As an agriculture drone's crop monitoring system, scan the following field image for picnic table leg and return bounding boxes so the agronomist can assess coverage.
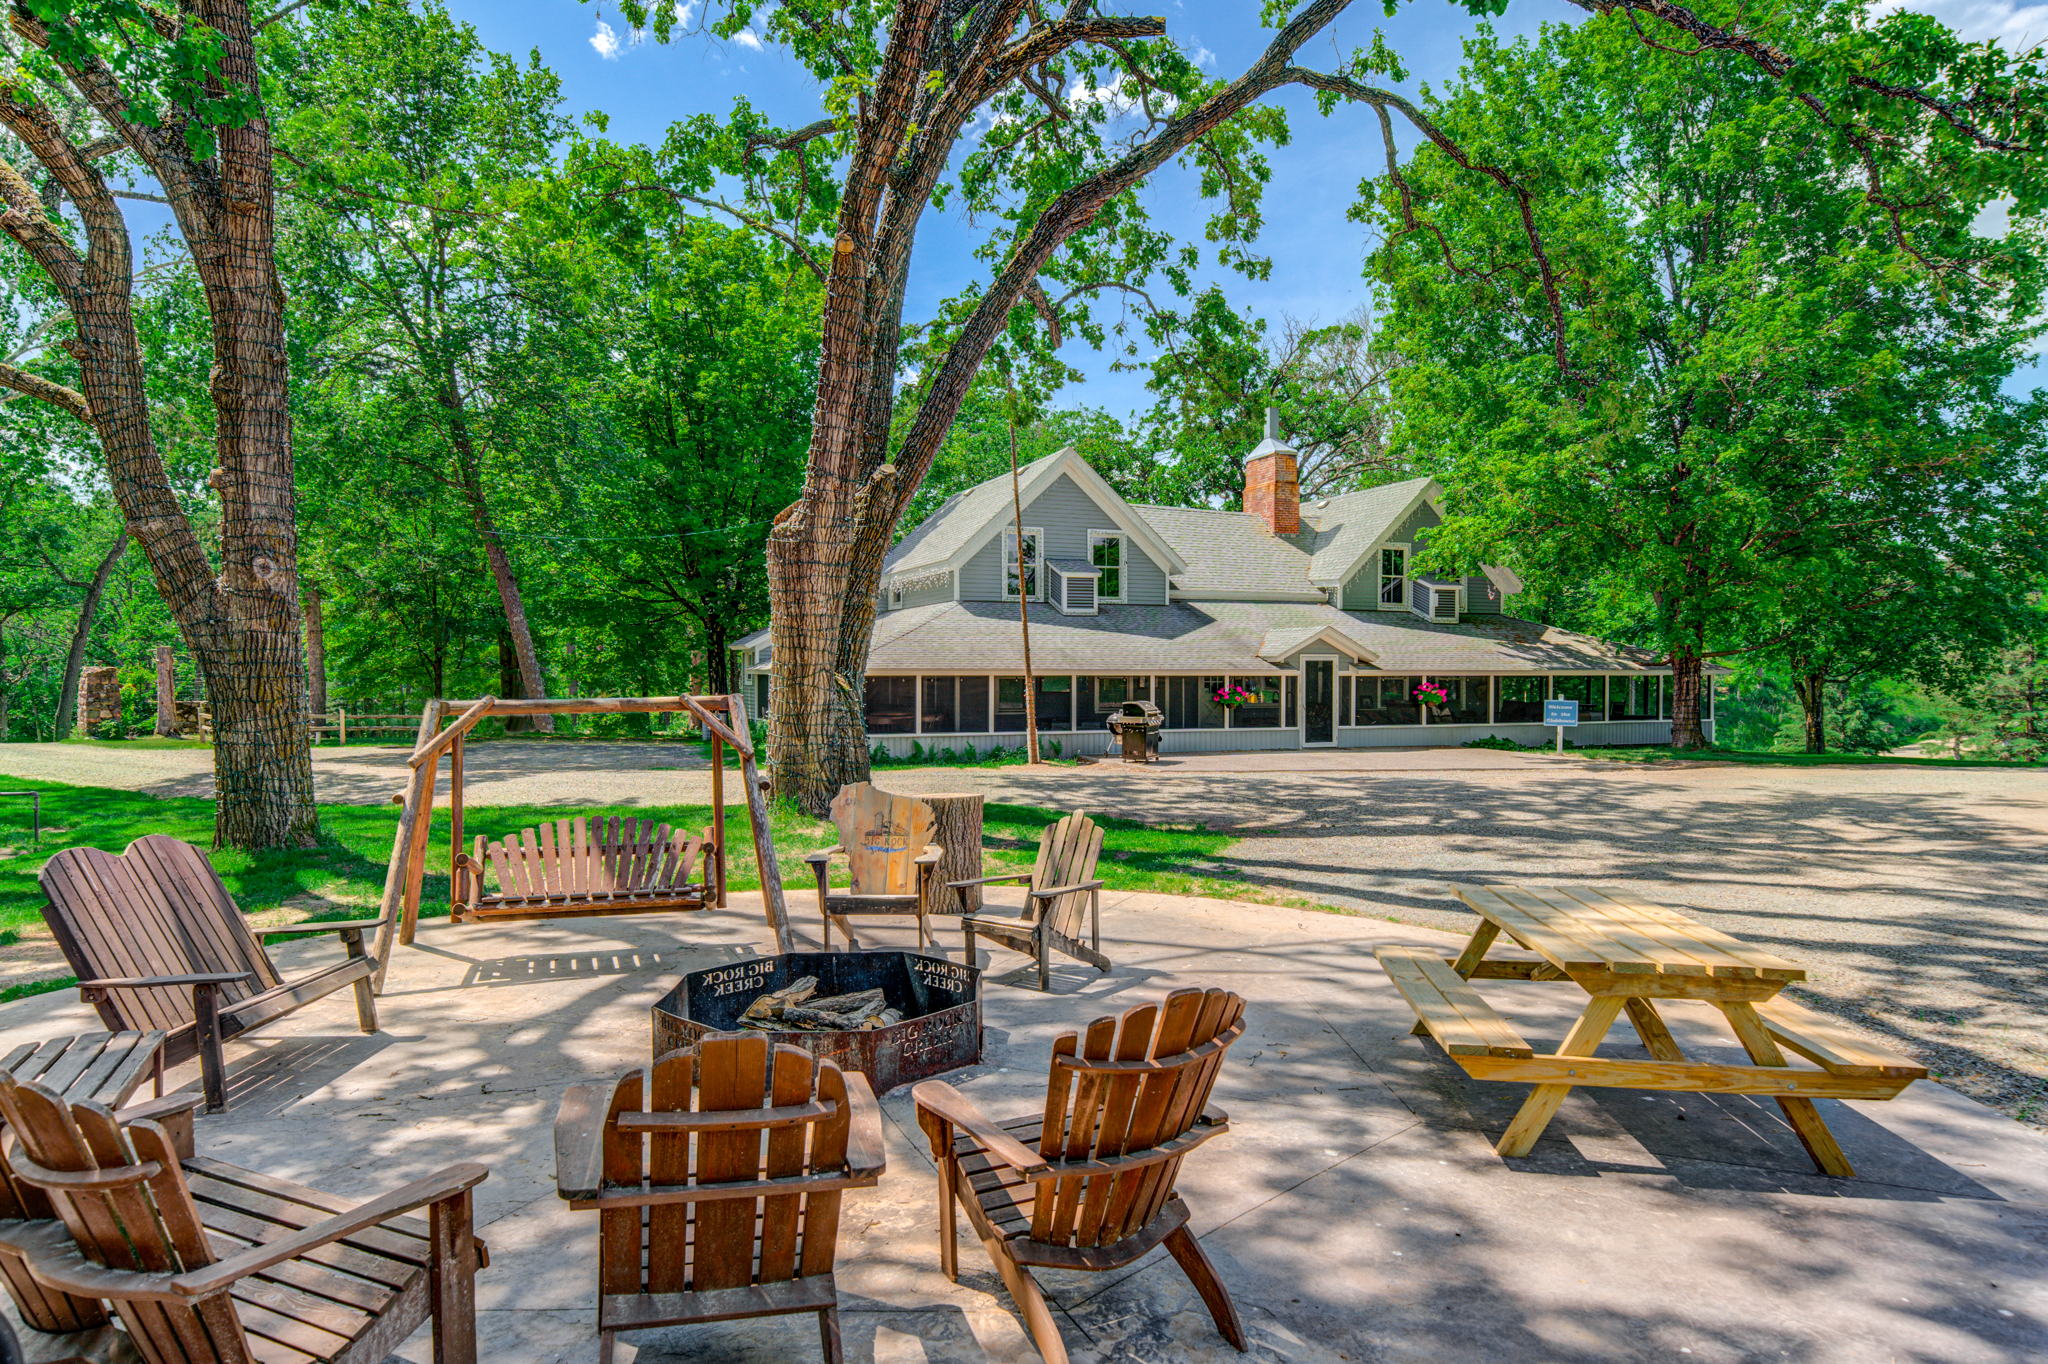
[1623,998,1687,1062]
[1415,920,1504,1035]
[1496,995,1625,1158]
[1718,1001,1855,1178]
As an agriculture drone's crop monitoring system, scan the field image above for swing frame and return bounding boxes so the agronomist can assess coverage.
[369,693,792,991]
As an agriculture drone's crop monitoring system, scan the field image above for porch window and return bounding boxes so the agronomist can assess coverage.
[864,675,917,734]
[1553,676,1605,714]
[958,676,990,732]
[1162,676,1226,729]
[994,677,1029,732]
[1228,676,1285,728]
[1608,676,1661,721]
[753,673,770,720]
[1088,531,1126,602]
[1378,547,1408,606]
[1436,675,1490,724]
[1497,676,1545,723]
[1085,676,1151,724]
[1002,528,1043,600]
[921,676,957,732]
[1036,675,1075,731]
[1353,676,1421,725]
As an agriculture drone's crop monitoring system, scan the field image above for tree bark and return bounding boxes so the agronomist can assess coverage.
[303,583,326,720]
[154,644,178,736]
[1668,645,1708,749]
[53,527,128,738]
[2,2,317,849]
[496,628,533,733]
[445,372,552,732]
[923,792,984,915]
[1794,671,1827,753]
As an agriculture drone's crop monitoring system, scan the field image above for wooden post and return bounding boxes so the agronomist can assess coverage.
[923,793,984,915]
[372,699,445,990]
[449,733,465,911]
[717,693,793,954]
[711,730,727,908]
[153,644,178,737]
[339,705,348,745]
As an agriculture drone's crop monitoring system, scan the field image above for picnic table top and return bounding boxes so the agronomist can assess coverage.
[1454,885,1806,984]
[1,1030,166,1108]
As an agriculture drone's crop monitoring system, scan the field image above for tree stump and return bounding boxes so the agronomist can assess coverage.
[922,792,985,915]
[153,645,179,736]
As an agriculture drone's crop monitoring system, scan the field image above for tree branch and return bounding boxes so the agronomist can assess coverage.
[0,360,89,420]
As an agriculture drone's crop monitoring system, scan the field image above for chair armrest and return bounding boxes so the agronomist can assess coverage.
[1027,880,1105,900]
[258,917,386,939]
[78,973,254,991]
[913,844,944,867]
[841,1071,889,1179]
[947,872,1031,890]
[170,1162,490,1297]
[801,845,845,865]
[911,1080,1049,1178]
[553,1082,610,1202]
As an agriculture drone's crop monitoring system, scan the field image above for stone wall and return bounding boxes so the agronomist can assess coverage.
[78,665,121,736]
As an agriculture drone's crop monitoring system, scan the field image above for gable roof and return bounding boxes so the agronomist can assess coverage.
[885,447,1187,581]
[1299,476,1438,587]
[1136,504,1322,599]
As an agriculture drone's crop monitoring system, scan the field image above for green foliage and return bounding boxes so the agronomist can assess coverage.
[1364,2,2048,733]
[867,740,1062,767]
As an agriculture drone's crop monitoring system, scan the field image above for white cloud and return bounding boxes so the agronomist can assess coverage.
[673,1,697,25]
[1190,45,1216,69]
[1875,0,2048,48]
[589,18,645,60]
[732,27,764,50]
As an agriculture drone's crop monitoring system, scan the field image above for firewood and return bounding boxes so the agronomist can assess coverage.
[740,976,818,1024]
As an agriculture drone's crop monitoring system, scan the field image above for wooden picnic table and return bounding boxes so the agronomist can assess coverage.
[1377,886,1926,1177]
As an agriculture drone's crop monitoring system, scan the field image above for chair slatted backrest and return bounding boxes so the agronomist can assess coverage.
[0,1071,248,1361]
[38,836,275,1033]
[827,784,937,897]
[1029,812,1104,941]
[596,1036,855,1299]
[479,817,705,899]
[1031,987,1246,1250]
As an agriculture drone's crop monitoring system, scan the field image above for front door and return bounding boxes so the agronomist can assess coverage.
[1303,658,1336,745]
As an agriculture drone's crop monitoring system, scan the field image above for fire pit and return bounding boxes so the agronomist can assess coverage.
[652,950,980,1094]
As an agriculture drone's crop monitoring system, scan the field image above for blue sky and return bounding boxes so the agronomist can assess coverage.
[445,0,2047,415]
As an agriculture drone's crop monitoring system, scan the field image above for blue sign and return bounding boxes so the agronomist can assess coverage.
[1543,699,1580,727]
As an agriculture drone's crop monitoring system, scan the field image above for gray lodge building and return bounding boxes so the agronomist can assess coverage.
[738,440,1709,756]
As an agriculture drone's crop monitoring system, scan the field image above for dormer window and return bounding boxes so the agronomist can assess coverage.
[1411,579,1462,623]
[1003,528,1043,600]
[1378,547,1408,607]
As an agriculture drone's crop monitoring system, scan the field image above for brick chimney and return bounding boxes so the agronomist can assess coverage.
[1242,407,1300,536]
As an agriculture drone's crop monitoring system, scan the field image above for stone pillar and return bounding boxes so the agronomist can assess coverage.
[77,666,121,737]
[154,645,179,736]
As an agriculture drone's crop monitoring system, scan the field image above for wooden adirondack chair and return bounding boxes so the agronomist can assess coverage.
[553,1035,887,1363]
[0,1069,488,1364]
[805,783,943,949]
[950,811,1108,990]
[453,815,718,923]
[38,835,381,1112]
[912,988,1249,1364]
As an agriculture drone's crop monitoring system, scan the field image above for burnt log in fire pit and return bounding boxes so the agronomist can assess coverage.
[652,949,980,1094]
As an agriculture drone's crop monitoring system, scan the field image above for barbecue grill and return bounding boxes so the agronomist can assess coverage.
[1106,699,1163,763]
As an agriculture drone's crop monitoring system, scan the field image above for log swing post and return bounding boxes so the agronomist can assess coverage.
[372,693,795,992]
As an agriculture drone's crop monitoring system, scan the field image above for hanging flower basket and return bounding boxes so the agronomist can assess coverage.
[1211,682,1260,710]
[1411,681,1450,706]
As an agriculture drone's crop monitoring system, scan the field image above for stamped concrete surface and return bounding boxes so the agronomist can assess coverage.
[1,892,2042,1363]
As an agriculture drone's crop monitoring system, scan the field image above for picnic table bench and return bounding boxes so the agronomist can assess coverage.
[1378,885,1926,1177]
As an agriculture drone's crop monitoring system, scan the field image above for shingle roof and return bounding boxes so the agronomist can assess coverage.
[1299,476,1436,583]
[842,600,1667,675]
[884,450,1065,575]
[1133,505,1321,597]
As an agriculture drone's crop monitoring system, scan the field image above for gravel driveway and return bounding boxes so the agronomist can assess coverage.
[5,739,2043,1123]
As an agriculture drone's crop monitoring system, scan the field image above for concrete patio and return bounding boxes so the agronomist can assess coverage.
[2,889,2042,1363]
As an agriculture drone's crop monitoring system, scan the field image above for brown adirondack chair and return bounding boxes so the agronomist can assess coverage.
[805,783,943,949]
[950,810,1109,990]
[0,1069,488,1364]
[38,835,381,1112]
[912,987,1249,1364]
[453,815,718,922]
[554,1034,887,1363]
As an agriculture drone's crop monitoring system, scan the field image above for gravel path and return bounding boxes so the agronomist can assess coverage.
[5,740,2043,1123]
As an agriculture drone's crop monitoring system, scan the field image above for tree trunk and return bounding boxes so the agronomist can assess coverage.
[496,629,533,733]
[303,583,326,720]
[704,615,732,695]
[154,644,179,737]
[54,528,128,738]
[445,370,552,732]
[1794,671,1827,754]
[923,792,984,915]
[1668,645,1708,749]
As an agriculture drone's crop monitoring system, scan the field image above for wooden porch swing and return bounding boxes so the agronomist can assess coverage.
[368,694,792,990]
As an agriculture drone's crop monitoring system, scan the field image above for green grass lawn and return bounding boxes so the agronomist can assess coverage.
[1574,745,2042,769]
[0,778,1253,999]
